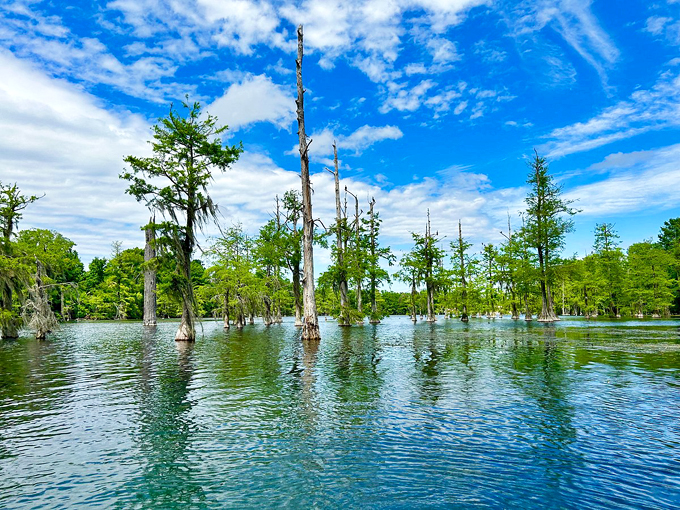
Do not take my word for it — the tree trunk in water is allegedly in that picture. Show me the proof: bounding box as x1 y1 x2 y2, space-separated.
331 142 350 326
175 245 195 341
536 246 559 322
235 297 245 329
143 219 157 327
511 293 519 320
426 281 436 322
175 302 195 340
296 25 320 342
264 297 272 326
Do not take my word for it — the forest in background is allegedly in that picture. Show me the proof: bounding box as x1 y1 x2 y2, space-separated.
2 176 678 332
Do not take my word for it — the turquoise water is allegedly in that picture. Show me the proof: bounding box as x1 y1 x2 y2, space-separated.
1 317 679 508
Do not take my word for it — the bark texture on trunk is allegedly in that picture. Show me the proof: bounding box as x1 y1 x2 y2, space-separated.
143 219 157 327
175 242 195 341
296 25 320 342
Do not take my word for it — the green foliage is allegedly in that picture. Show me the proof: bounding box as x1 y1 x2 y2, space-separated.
0 182 42 337
626 241 675 316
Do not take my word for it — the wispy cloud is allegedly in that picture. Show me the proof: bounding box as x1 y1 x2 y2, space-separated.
540 67 680 157
502 0 619 88
566 143 680 215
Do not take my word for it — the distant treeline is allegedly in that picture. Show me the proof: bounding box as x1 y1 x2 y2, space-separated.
2 102 680 339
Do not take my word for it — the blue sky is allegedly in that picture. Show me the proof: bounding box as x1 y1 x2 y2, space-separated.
1 0 680 282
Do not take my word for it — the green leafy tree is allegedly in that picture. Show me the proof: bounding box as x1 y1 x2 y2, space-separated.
449 220 474 321
0 182 41 338
15 228 83 320
364 198 394 323
396 252 421 321
121 99 242 341
524 151 578 322
658 218 680 313
401 213 448 322
592 223 625 316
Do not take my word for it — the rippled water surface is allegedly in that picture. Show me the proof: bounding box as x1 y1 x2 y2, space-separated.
1 317 680 509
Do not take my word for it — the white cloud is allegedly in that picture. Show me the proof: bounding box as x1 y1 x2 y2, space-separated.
566 144 680 215
380 79 437 113
207 74 295 131
644 14 680 46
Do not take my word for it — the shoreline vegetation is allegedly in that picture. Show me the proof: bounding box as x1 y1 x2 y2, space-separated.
2 26 679 340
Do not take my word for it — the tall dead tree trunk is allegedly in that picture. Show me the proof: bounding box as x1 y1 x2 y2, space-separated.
346 187 363 322
425 211 436 322
328 142 350 326
296 24 320 341
458 220 469 323
143 218 157 327
368 197 380 324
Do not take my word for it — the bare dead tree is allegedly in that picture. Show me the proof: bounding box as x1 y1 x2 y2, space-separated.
296 24 320 341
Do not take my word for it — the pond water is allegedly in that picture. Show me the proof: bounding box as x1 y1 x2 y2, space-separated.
1 316 679 509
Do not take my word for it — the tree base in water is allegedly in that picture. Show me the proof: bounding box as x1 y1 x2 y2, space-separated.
175 322 195 341
302 321 320 340
1 326 19 339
